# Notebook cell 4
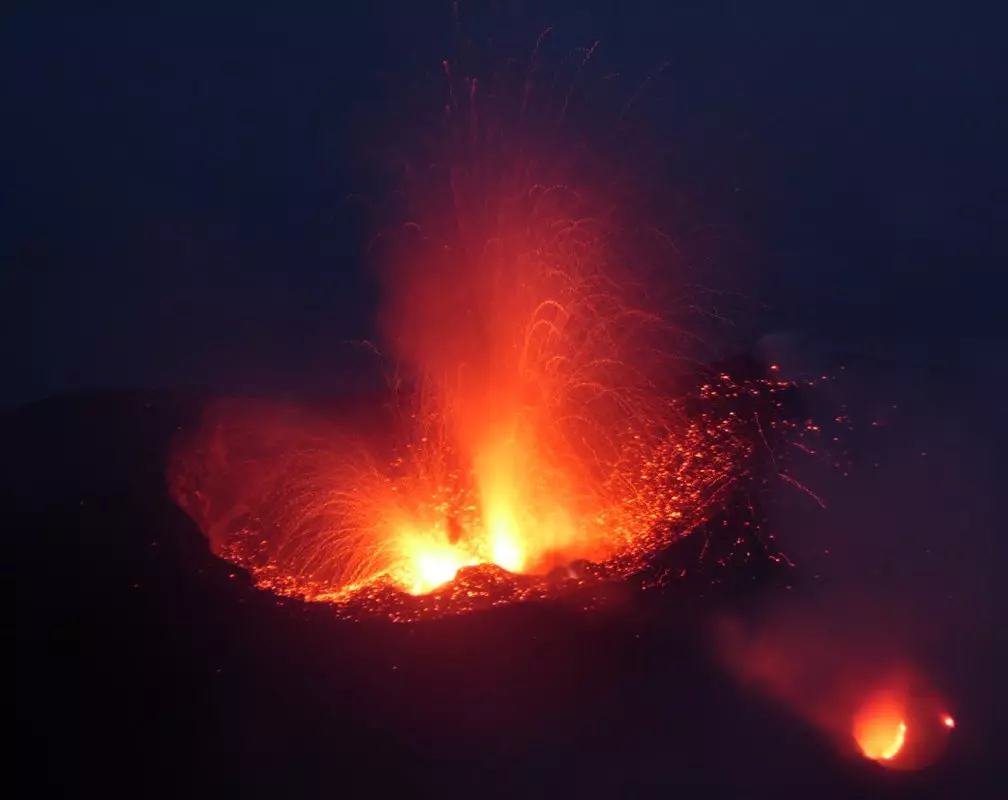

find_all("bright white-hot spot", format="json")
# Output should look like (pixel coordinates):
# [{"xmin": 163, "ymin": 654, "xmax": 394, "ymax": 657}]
[{"xmin": 854, "ymin": 697, "xmax": 908, "ymax": 762}]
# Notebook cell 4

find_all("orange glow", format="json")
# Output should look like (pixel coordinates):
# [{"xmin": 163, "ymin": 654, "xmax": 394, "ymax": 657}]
[
  {"xmin": 854, "ymin": 699, "xmax": 908, "ymax": 762},
  {"xmin": 941, "ymin": 714, "xmax": 955, "ymax": 729},
  {"xmin": 164, "ymin": 30, "xmax": 830, "ymax": 620},
  {"xmin": 167, "ymin": 361, "xmax": 801, "ymax": 618},
  {"xmin": 394, "ymin": 529, "xmax": 478, "ymax": 594}
]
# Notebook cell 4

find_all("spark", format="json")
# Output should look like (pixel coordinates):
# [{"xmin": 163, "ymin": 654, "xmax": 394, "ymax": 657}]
[{"xmin": 753, "ymin": 410, "xmax": 826, "ymax": 509}]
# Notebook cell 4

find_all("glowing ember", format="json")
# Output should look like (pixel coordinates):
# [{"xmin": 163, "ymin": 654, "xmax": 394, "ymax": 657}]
[
  {"xmin": 941, "ymin": 714, "xmax": 955, "ymax": 729},
  {"xmin": 854, "ymin": 700, "xmax": 908, "ymax": 762}
]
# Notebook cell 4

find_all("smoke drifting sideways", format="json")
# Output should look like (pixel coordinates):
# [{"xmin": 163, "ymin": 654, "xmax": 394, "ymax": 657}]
[{"xmin": 714, "ymin": 331, "xmax": 1001, "ymax": 770}]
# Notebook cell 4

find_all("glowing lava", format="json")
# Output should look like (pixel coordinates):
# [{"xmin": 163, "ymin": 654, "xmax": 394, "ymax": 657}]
[
  {"xmin": 854, "ymin": 698, "xmax": 908, "ymax": 762},
  {"xmin": 165, "ymin": 24, "xmax": 834, "ymax": 620},
  {"xmin": 168, "ymin": 362, "xmax": 819, "ymax": 618}
]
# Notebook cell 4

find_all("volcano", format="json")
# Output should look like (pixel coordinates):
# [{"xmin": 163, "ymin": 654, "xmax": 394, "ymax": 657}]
[{"xmin": 5, "ymin": 351, "xmax": 991, "ymax": 798}]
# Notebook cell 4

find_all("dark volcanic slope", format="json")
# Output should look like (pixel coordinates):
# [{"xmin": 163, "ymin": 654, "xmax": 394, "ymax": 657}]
[{"xmin": 5, "ymin": 390, "xmax": 990, "ymax": 798}]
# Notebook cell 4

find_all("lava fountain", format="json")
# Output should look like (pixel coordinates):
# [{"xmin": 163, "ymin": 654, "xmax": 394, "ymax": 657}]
[{"xmin": 168, "ymin": 25, "xmax": 820, "ymax": 619}]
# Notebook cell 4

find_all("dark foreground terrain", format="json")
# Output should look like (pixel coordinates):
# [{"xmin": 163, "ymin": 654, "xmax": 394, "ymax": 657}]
[{"xmin": 6, "ymin": 375, "xmax": 998, "ymax": 798}]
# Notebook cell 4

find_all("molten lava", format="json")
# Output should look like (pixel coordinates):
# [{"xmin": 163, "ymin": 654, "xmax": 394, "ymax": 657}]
[
  {"xmin": 853, "ymin": 696, "xmax": 907, "ymax": 762},
  {"xmin": 856, "ymin": 716, "xmax": 907, "ymax": 761},
  {"xmin": 395, "ymin": 528, "xmax": 478, "ymax": 594},
  {"xmin": 166, "ymin": 27, "xmax": 835, "ymax": 620},
  {"xmin": 170, "ymin": 365, "xmax": 817, "ymax": 619}
]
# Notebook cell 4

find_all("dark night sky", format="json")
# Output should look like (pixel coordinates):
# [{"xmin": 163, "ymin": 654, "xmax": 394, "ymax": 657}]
[{"xmin": 2, "ymin": 1, "xmax": 1005, "ymax": 406}]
